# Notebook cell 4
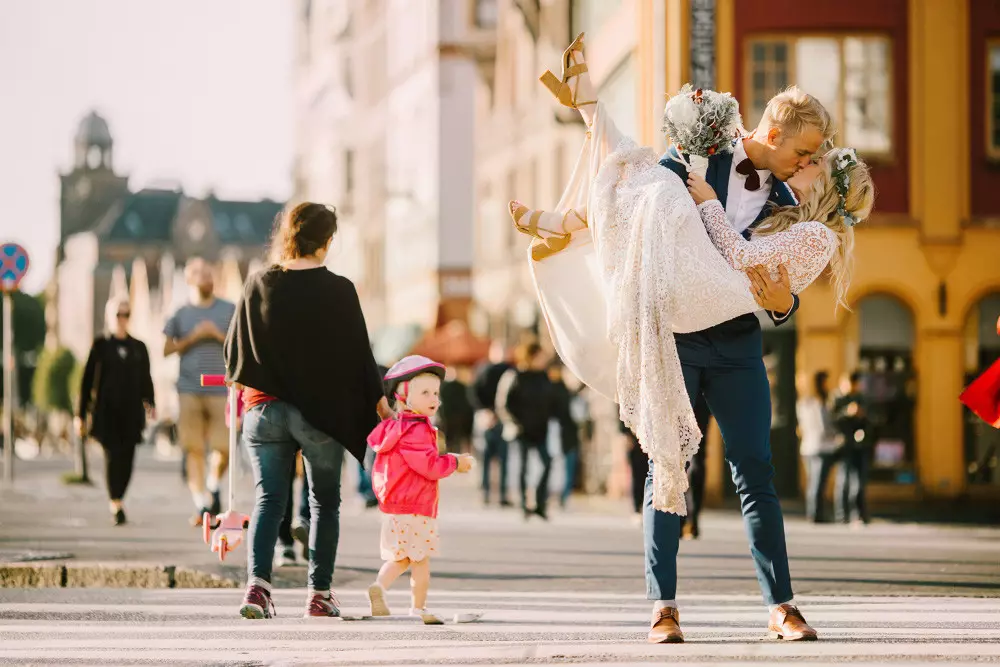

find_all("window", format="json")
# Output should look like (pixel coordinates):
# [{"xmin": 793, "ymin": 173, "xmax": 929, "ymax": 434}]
[
  {"xmin": 746, "ymin": 35, "xmax": 893, "ymax": 157},
  {"xmin": 345, "ymin": 150, "xmax": 355, "ymax": 195},
  {"xmin": 571, "ymin": 0, "xmax": 622, "ymax": 39},
  {"xmin": 475, "ymin": 0, "xmax": 497, "ymax": 28},
  {"xmin": 988, "ymin": 42, "xmax": 1000, "ymax": 158},
  {"xmin": 124, "ymin": 212, "xmax": 143, "ymax": 236},
  {"xmin": 599, "ymin": 56, "xmax": 638, "ymax": 142}
]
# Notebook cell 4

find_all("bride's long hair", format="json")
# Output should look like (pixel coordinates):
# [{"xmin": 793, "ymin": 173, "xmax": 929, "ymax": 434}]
[{"xmin": 754, "ymin": 151, "xmax": 875, "ymax": 310}]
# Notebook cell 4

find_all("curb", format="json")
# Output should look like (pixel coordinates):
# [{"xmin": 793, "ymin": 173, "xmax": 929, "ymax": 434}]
[{"xmin": 0, "ymin": 562, "xmax": 240, "ymax": 589}]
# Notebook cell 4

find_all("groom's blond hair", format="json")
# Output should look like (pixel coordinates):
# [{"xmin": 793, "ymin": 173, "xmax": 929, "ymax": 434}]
[{"xmin": 757, "ymin": 86, "xmax": 835, "ymax": 143}]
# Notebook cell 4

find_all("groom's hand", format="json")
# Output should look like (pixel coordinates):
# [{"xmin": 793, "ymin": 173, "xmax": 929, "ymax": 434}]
[{"xmin": 748, "ymin": 265, "xmax": 794, "ymax": 314}]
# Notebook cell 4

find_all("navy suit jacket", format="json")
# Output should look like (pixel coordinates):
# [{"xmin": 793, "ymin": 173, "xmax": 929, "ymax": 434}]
[{"xmin": 659, "ymin": 147, "xmax": 799, "ymax": 362}]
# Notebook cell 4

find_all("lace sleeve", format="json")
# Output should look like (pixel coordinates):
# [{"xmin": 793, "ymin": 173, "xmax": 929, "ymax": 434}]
[{"xmin": 697, "ymin": 200, "xmax": 837, "ymax": 293}]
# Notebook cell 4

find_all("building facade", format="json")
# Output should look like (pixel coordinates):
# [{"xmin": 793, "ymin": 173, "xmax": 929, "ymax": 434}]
[
  {"xmin": 52, "ymin": 112, "xmax": 282, "ymax": 421},
  {"xmin": 293, "ymin": 0, "xmax": 495, "ymax": 363}
]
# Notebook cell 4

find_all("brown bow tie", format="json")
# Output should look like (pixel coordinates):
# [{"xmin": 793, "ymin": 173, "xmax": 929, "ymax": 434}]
[{"xmin": 736, "ymin": 158, "xmax": 762, "ymax": 191}]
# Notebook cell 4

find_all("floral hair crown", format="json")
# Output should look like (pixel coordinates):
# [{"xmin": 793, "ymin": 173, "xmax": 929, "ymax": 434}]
[{"xmin": 830, "ymin": 147, "xmax": 859, "ymax": 227}]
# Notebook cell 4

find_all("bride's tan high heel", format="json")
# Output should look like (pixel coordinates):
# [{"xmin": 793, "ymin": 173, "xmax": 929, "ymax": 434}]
[
  {"xmin": 508, "ymin": 201, "xmax": 586, "ymax": 261},
  {"xmin": 539, "ymin": 32, "xmax": 596, "ymax": 110}
]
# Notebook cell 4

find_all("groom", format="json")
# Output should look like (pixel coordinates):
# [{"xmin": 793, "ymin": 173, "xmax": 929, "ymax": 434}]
[{"xmin": 646, "ymin": 87, "xmax": 834, "ymax": 643}]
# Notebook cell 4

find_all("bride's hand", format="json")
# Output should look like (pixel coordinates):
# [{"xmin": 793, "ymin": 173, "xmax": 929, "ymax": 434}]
[{"xmin": 687, "ymin": 173, "xmax": 718, "ymax": 205}]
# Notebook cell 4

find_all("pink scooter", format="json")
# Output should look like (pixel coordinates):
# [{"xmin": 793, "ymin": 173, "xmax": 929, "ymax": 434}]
[{"xmin": 199, "ymin": 375, "xmax": 250, "ymax": 561}]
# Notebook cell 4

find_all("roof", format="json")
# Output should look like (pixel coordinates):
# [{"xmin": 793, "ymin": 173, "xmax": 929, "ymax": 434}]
[
  {"xmin": 76, "ymin": 111, "xmax": 112, "ymax": 147},
  {"xmin": 208, "ymin": 198, "xmax": 283, "ymax": 245},
  {"xmin": 105, "ymin": 189, "xmax": 182, "ymax": 242}
]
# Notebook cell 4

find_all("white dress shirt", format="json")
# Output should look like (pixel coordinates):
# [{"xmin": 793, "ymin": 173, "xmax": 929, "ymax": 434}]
[{"xmin": 725, "ymin": 139, "xmax": 772, "ymax": 233}]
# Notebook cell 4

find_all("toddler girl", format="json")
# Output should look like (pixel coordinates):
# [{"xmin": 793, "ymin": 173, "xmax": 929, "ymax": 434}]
[{"xmin": 366, "ymin": 355, "xmax": 474, "ymax": 623}]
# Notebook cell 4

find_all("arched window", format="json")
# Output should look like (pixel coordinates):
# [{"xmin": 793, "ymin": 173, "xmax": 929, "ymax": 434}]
[
  {"xmin": 87, "ymin": 146, "xmax": 102, "ymax": 170},
  {"xmin": 855, "ymin": 294, "xmax": 917, "ymax": 484}
]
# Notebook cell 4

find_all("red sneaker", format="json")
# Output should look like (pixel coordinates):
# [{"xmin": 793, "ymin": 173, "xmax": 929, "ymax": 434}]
[
  {"xmin": 305, "ymin": 591, "xmax": 341, "ymax": 618},
  {"xmin": 239, "ymin": 584, "xmax": 275, "ymax": 619}
]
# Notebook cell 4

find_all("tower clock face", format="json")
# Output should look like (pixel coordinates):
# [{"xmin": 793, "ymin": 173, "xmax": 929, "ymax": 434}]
[{"xmin": 75, "ymin": 177, "xmax": 91, "ymax": 198}]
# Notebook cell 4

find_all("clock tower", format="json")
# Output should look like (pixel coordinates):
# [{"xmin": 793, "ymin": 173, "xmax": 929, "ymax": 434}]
[{"xmin": 58, "ymin": 111, "xmax": 129, "ymax": 254}]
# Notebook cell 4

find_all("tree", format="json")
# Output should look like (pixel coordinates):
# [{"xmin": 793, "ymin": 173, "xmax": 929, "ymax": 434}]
[
  {"xmin": 0, "ymin": 291, "xmax": 46, "ymax": 404},
  {"xmin": 32, "ymin": 347, "xmax": 77, "ymax": 413}
]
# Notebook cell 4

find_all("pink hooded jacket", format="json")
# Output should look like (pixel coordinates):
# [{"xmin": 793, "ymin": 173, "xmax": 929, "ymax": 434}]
[{"xmin": 368, "ymin": 412, "xmax": 458, "ymax": 518}]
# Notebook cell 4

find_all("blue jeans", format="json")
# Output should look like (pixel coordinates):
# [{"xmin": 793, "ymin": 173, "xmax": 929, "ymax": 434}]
[
  {"xmin": 357, "ymin": 447, "xmax": 376, "ymax": 502},
  {"xmin": 481, "ymin": 422, "xmax": 510, "ymax": 502},
  {"xmin": 835, "ymin": 445, "xmax": 869, "ymax": 523},
  {"xmin": 561, "ymin": 450, "xmax": 579, "ymax": 505},
  {"xmin": 277, "ymin": 468, "xmax": 311, "ymax": 547},
  {"xmin": 243, "ymin": 401, "xmax": 345, "ymax": 591},
  {"xmin": 644, "ymin": 360, "xmax": 793, "ymax": 606},
  {"xmin": 804, "ymin": 453, "xmax": 838, "ymax": 522},
  {"xmin": 519, "ymin": 439, "xmax": 553, "ymax": 513}
]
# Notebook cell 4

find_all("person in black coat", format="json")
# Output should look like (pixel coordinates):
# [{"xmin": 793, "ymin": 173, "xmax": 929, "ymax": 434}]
[
  {"xmin": 497, "ymin": 342, "xmax": 558, "ymax": 520},
  {"xmin": 472, "ymin": 343, "xmax": 513, "ymax": 506},
  {"xmin": 76, "ymin": 297, "xmax": 155, "ymax": 526}
]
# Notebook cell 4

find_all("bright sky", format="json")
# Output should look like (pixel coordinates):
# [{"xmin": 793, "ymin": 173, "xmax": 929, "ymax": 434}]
[{"xmin": 0, "ymin": 0, "xmax": 294, "ymax": 293}]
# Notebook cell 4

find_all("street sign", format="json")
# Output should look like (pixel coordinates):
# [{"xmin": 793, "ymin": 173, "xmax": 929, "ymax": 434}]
[
  {"xmin": 0, "ymin": 242, "xmax": 26, "ymax": 486},
  {"xmin": 0, "ymin": 243, "xmax": 29, "ymax": 292}
]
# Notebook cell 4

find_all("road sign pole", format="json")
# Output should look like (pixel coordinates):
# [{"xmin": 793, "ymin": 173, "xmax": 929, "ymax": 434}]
[{"xmin": 3, "ymin": 290, "xmax": 13, "ymax": 487}]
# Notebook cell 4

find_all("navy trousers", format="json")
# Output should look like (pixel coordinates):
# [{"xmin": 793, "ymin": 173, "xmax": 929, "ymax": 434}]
[{"xmin": 643, "ymin": 355, "xmax": 794, "ymax": 606}]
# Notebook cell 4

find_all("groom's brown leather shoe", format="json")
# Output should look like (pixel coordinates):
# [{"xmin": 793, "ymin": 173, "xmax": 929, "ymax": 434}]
[
  {"xmin": 647, "ymin": 606, "xmax": 684, "ymax": 643},
  {"xmin": 767, "ymin": 604, "xmax": 818, "ymax": 641}
]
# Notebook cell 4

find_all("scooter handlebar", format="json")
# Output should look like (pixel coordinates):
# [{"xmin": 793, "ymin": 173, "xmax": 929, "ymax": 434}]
[{"xmin": 200, "ymin": 374, "xmax": 227, "ymax": 387}]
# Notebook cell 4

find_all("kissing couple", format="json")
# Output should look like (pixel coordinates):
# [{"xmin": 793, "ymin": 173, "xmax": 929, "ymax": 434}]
[{"xmin": 508, "ymin": 33, "xmax": 875, "ymax": 643}]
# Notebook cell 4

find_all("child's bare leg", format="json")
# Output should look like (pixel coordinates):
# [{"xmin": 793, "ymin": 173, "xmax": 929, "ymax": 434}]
[
  {"xmin": 376, "ymin": 558, "xmax": 410, "ymax": 590},
  {"xmin": 368, "ymin": 558, "xmax": 409, "ymax": 617},
  {"xmin": 409, "ymin": 558, "xmax": 431, "ymax": 610}
]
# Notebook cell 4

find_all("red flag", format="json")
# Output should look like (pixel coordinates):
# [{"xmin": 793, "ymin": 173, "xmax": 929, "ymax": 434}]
[{"xmin": 960, "ymin": 357, "xmax": 1000, "ymax": 428}]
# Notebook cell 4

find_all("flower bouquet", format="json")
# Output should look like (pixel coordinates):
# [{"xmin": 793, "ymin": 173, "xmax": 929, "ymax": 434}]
[{"xmin": 662, "ymin": 84, "xmax": 742, "ymax": 178}]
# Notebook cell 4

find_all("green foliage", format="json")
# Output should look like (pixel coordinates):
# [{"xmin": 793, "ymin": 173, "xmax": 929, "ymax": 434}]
[{"xmin": 32, "ymin": 347, "xmax": 77, "ymax": 413}]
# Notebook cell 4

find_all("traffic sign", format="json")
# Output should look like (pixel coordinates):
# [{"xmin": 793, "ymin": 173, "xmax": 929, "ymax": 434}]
[{"xmin": 0, "ymin": 243, "xmax": 29, "ymax": 292}]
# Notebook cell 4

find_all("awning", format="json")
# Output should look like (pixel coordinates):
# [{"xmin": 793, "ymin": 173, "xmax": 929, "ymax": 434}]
[{"xmin": 409, "ymin": 320, "xmax": 490, "ymax": 367}]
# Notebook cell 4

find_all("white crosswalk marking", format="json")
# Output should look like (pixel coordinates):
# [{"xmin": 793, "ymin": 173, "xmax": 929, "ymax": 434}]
[{"xmin": 1, "ymin": 590, "xmax": 998, "ymax": 665}]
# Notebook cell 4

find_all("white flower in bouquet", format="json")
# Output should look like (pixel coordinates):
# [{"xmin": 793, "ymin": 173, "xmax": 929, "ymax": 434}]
[
  {"xmin": 662, "ymin": 84, "xmax": 742, "ymax": 165},
  {"xmin": 665, "ymin": 94, "xmax": 699, "ymax": 128}
]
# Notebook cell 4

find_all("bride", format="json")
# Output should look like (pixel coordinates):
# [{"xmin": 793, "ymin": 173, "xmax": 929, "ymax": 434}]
[{"xmin": 511, "ymin": 34, "xmax": 876, "ymax": 515}]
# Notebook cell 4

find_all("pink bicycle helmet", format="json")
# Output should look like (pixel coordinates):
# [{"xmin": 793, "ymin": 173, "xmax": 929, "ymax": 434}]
[{"xmin": 384, "ymin": 355, "xmax": 446, "ymax": 404}]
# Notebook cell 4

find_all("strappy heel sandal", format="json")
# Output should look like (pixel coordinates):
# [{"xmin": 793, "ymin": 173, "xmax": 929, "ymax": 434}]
[
  {"xmin": 539, "ymin": 32, "xmax": 596, "ymax": 110},
  {"xmin": 508, "ymin": 201, "xmax": 586, "ymax": 261}
]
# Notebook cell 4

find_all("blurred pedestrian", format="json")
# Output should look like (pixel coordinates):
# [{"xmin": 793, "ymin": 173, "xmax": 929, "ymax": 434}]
[
  {"xmin": 472, "ymin": 341, "xmax": 513, "ymax": 506},
  {"xmin": 623, "ymin": 420, "xmax": 647, "ymax": 523},
  {"xmin": 438, "ymin": 367, "xmax": 475, "ymax": 455},
  {"xmin": 548, "ymin": 363, "xmax": 580, "ymax": 509},
  {"xmin": 163, "ymin": 257, "xmax": 236, "ymax": 526},
  {"xmin": 76, "ymin": 296, "xmax": 155, "ymax": 526},
  {"xmin": 833, "ymin": 371, "xmax": 871, "ymax": 525},
  {"xmin": 796, "ymin": 371, "xmax": 841, "ymax": 523},
  {"xmin": 497, "ymin": 341, "xmax": 558, "ymax": 520},
  {"xmin": 680, "ymin": 394, "xmax": 710, "ymax": 539}
]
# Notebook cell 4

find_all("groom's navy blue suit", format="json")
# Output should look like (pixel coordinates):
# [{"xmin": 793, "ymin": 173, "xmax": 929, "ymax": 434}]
[{"xmin": 643, "ymin": 147, "xmax": 798, "ymax": 606}]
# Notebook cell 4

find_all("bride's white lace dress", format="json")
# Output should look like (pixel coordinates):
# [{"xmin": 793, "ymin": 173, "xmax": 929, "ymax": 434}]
[{"xmin": 531, "ymin": 102, "xmax": 837, "ymax": 515}]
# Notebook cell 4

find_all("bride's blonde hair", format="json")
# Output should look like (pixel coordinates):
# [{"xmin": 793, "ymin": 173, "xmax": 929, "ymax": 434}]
[{"xmin": 754, "ymin": 150, "xmax": 875, "ymax": 310}]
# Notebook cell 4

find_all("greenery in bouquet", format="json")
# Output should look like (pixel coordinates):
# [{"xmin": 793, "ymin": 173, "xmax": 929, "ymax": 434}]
[{"xmin": 662, "ymin": 84, "xmax": 741, "ymax": 158}]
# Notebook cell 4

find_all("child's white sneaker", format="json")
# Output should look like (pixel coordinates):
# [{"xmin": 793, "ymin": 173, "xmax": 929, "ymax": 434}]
[
  {"xmin": 367, "ymin": 583, "xmax": 391, "ymax": 617},
  {"xmin": 411, "ymin": 607, "xmax": 445, "ymax": 625}
]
